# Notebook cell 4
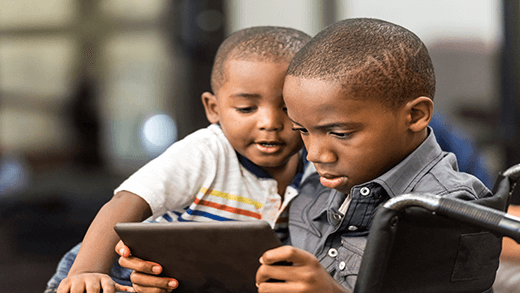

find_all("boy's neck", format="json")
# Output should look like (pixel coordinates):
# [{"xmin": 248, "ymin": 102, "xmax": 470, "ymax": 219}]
[
  {"xmin": 408, "ymin": 128, "xmax": 429, "ymax": 155},
  {"xmin": 264, "ymin": 153, "xmax": 300, "ymax": 202}
]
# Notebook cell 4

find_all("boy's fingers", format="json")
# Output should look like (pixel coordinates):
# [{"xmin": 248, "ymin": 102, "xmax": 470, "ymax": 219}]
[
  {"xmin": 256, "ymin": 263, "xmax": 293, "ymax": 284},
  {"xmin": 56, "ymin": 280, "xmax": 71, "ymax": 293},
  {"xmin": 130, "ymin": 271, "xmax": 178, "ymax": 291},
  {"xmin": 115, "ymin": 240, "xmax": 131, "ymax": 257},
  {"xmin": 131, "ymin": 284, "xmax": 174, "ymax": 293},
  {"xmin": 85, "ymin": 285, "xmax": 102, "ymax": 293},
  {"xmin": 114, "ymin": 283, "xmax": 135, "ymax": 292},
  {"xmin": 260, "ymin": 246, "xmax": 293, "ymax": 265},
  {"xmin": 85, "ymin": 279, "xmax": 106, "ymax": 293},
  {"xmin": 118, "ymin": 256, "xmax": 163, "ymax": 275},
  {"xmin": 260, "ymin": 245, "xmax": 311, "ymax": 265},
  {"xmin": 257, "ymin": 281, "xmax": 305, "ymax": 293},
  {"xmin": 69, "ymin": 283, "xmax": 86, "ymax": 293}
]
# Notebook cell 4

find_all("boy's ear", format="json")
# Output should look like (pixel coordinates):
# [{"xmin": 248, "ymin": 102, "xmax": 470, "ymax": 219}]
[
  {"xmin": 405, "ymin": 96, "xmax": 433, "ymax": 132},
  {"xmin": 201, "ymin": 92, "xmax": 220, "ymax": 124}
]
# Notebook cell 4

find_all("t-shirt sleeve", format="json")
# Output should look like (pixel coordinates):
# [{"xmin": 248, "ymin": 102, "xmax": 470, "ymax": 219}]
[{"xmin": 115, "ymin": 131, "xmax": 219, "ymax": 218}]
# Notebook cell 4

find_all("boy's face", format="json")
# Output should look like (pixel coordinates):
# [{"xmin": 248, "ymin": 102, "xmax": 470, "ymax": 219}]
[
  {"xmin": 284, "ymin": 76, "xmax": 413, "ymax": 194},
  {"xmin": 206, "ymin": 60, "xmax": 303, "ymax": 170}
]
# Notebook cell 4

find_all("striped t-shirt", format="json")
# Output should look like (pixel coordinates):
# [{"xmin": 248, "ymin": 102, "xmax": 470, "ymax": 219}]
[{"xmin": 115, "ymin": 124, "xmax": 310, "ymax": 240}]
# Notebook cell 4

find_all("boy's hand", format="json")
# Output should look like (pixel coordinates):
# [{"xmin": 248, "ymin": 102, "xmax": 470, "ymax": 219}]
[
  {"xmin": 256, "ymin": 246, "xmax": 350, "ymax": 293},
  {"xmin": 57, "ymin": 273, "xmax": 133, "ymax": 293},
  {"xmin": 116, "ymin": 240, "xmax": 179, "ymax": 293}
]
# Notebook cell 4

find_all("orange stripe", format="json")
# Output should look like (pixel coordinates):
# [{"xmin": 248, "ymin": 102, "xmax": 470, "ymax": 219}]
[
  {"xmin": 200, "ymin": 187, "xmax": 263, "ymax": 209},
  {"xmin": 193, "ymin": 198, "xmax": 262, "ymax": 219}
]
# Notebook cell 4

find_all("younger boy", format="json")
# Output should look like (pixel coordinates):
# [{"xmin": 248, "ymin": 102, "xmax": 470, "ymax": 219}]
[
  {"xmin": 50, "ymin": 26, "xmax": 311, "ymax": 293},
  {"xmin": 254, "ymin": 18, "xmax": 492, "ymax": 292}
]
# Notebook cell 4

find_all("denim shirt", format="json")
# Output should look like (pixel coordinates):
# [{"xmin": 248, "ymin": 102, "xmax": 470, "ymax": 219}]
[{"xmin": 287, "ymin": 128, "xmax": 492, "ymax": 290}]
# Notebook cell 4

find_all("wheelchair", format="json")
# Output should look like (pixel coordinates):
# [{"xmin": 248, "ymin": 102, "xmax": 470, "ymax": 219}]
[{"xmin": 354, "ymin": 163, "xmax": 520, "ymax": 293}]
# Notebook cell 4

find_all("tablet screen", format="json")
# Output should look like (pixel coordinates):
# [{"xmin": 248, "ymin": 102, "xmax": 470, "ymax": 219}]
[{"xmin": 114, "ymin": 220, "xmax": 282, "ymax": 292}]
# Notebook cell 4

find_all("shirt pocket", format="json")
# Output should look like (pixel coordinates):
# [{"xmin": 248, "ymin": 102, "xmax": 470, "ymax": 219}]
[{"xmin": 333, "ymin": 236, "xmax": 367, "ymax": 290}]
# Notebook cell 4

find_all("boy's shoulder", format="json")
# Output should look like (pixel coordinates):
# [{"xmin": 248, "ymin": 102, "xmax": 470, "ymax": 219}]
[
  {"xmin": 413, "ymin": 152, "xmax": 491, "ymax": 200},
  {"xmin": 179, "ymin": 124, "xmax": 230, "ymax": 149},
  {"xmin": 377, "ymin": 128, "xmax": 491, "ymax": 200},
  {"xmin": 185, "ymin": 123, "xmax": 224, "ymax": 139},
  {"xmin": 156, "ymin": 124, "xmax": 235, "ymax": 164}
]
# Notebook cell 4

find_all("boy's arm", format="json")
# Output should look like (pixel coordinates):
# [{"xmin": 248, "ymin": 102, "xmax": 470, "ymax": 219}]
[
  {"xmin": 255, "ymin": 246, "xmax": 350, "ymax": 293},
  {"xmin": 57, "ymin": 191, "xmax": 152, "ymax": 293}
]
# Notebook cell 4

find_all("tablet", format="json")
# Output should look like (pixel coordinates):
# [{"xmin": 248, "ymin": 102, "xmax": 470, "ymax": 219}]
[{"xmin": 114, "ymin": 220, "xmax": 282, "ymax": 292}]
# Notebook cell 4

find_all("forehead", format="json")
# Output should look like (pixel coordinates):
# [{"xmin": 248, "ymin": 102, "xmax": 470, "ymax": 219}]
[
  {"xmin": 283, "ymin": 76, "xmax": 388, "ymax": 124},
  {"xmin": 283, "ymin": 76, "xmax": 345, "ymax": 113},
  {"xmin": 223, "ymin": 57, "xmax": 288, "ymax": 73},
  {"xmin": 218, "ymin": 59, "xmax": 289, "ymax": 95}
]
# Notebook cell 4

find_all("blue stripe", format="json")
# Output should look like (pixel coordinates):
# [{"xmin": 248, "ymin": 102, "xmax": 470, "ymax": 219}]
[
  {"xmin": 184, "ymin": 208, "xmax": 236, "ymax": 221},
  {"xmin": 171, "ymin": 210, "xmax": 183, "ymax": 217},
  {"xmin": 162, "ymin": 213, "xmax": 173, "ymax": 222}
]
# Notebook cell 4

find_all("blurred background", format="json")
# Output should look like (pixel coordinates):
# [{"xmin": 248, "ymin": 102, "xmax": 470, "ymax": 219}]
[{"xmin": 1, "ymin": 0, "xmax": 519, "ymax": 291}]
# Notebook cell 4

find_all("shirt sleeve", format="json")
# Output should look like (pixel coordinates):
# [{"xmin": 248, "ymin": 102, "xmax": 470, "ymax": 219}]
[{"xmin": 115, "ymin": 130, "xmax": 220, "ymax": 218}]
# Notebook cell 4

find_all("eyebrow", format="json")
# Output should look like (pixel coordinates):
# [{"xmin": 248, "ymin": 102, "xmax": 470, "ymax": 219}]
[
  {"xmin": 289, "ymin": 118, "xmax": 361, "ymax": 130},
  {"xmin": 229, "ymin": 93, "xmax": 261, "ymax": 99}
]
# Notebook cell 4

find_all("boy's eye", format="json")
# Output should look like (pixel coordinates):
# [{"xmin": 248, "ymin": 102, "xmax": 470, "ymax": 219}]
[
  {"xmin": 292, "ymin": 127, "xmax": 308, "ymax": 135},
  {"xmin": 330, "ymin": 131, "xmax": 353, "ymax": 139},
  {"xmin": 235, "ymin": 106, "xmax": 256, "ymax": 113}
]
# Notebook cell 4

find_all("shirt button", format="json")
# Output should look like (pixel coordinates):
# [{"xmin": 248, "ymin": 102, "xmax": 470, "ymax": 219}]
[
  {"xmin": 360, "ymin": 187, "xmax": 370, "ymax": 196},
  {"xmin": 339, "ymin": 261, "xmax": 346, "ymax": 270},
  {"xmin": 332, "ymin": 213, "xmax": 342, "ymax": 221},
  {"xmin": 328, "ymin": 248, "xmax": 338, "ymax": 258},
  {"xmin": 348, "ymin": 225, "xmax": 358, "ymax": 231}
]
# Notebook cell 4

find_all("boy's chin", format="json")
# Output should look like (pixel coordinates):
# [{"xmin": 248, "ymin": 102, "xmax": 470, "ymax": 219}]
[
  {"xmin": 253, "ymin": 157, "xmax": 293, "ymax": 170},
  {"xmin": 255, "ymin": 160, "xmax": 287, "ymax": 169}
]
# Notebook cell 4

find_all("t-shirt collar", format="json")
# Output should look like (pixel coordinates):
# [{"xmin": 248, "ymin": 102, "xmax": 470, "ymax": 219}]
[{"xmin": 236, "ymin": 148, "xmax": 309, "ymax": 189}]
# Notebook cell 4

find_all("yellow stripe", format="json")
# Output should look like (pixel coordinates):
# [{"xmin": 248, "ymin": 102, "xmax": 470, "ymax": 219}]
[{"xmin": 200, "ymin": 187, "xmax": 263, "ymax": 209}]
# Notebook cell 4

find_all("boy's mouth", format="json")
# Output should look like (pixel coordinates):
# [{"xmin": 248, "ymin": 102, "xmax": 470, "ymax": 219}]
[
  {"xmin": 256, "ymin": 142, "xmax": 282, "ymax": 153},
  {"xmin": 319, "ymin": 175, "xmax": 346, "ymax": 189}
]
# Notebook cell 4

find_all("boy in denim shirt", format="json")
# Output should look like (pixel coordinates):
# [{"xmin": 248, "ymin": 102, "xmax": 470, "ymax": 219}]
[{"xmin": 255, "ymin": 18, "xmax": 491, "ymax": 293}]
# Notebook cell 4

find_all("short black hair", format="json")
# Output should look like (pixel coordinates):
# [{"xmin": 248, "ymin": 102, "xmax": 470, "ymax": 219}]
[
  {"xmin": 287, "ymin": 18, "xmax": 435, "ymax": 109},
  {"xmin": 211, "ymin": 26, "xmax": 311, "ymax": 93}
]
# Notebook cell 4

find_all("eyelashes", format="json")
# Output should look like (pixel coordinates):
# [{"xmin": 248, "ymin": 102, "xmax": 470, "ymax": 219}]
[
  {"xmin": 291, "ymin": 127, "xmax": 354, "ymax": 139},
  {"xmin": 235, "ymin": 107, "xmax": 256, "ymax": 113},
  {"xmin": 292, "ymin": 128, "xmax": 308, "ymax": 136}
]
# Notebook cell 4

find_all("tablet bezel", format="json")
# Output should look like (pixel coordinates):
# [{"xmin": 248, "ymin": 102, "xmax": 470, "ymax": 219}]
[{"xmin": 114, "ymin": 220, "xmax": 282, "ymax": 292}]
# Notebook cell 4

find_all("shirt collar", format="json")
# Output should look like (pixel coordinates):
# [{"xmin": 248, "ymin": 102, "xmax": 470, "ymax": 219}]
[
  {"xmin": 236, "ymin": 148, "xmax": 309, "ymax": 189},
  {"xmin": 237, "ymin": 152, "xmax": 271, "ymax": 179}
]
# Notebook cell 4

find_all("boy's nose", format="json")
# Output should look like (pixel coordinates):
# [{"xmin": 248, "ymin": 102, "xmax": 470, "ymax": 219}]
[
  {"xmin": 258, "ymin": 109, "xmax": 284, "ymax": 131},
  {"xmin": 305, "ymin": 137, "xmax": 336, "ymax": 164}
]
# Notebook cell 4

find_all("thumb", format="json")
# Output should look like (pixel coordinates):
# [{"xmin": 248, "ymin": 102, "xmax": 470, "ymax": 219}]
[{"xmin": 114, "ymin": 283, "xmax": 135, "ymax": 292}]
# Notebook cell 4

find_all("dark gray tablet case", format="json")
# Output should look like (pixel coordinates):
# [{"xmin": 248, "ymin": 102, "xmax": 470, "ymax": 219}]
[{"xmin": 114, "ymin": 220, "xmax": 282, "ymax": 293}]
